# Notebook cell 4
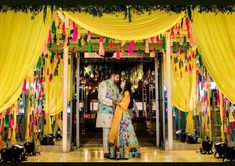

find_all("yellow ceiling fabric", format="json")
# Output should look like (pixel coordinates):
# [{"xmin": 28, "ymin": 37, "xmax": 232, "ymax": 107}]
[
  {"xmin": 63, "ymin": 11, "xmax": 185, "ymax": 41},
  {"xmin": 192, "ymin": 11, "xmax": 235, "ymax": 104},
  {"xmin": 0, "ymin": 10, "xmax": 53, "ymax": 112},
  {"xmin": 164, "ymin": 50, "xmax": 197, "ymax": 134}
]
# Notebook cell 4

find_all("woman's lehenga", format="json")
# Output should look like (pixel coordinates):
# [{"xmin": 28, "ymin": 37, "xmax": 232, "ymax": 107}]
[{"xmin": 108, "ymin": 91, "xmax": 141, "ymax": 159}]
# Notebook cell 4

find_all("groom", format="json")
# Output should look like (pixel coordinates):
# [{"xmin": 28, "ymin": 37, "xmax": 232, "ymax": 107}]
[{"xmin": 96, "ymin": 70, "xmax": 120, "ymax": 158}]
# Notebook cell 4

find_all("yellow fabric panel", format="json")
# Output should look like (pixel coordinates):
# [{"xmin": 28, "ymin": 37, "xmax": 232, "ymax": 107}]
[
  {"xmin": 192, "ymin": 11, "xmax": 235, "ymax": 104},
  {"xmin": 164, "ymin": 49, "xmax": 197, "ymax": 134},
  {"xmin": 0, "ymin": 10, "xmax": 53, "ymax": 112},
  {"xmin": 64, "ymin": 11, "xmax": 185, "ymax": 41}
]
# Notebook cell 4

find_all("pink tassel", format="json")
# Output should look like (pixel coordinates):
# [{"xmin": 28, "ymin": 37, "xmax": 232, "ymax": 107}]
[
  {"xmin": 48, "ymin": 30, "xmax": 52, "ymax": 43},
  {"xmin": 116, "ymin": 47, "xmax": 121, "ymax": 60},
  {"xmin": 62, "ymin": 22, "xmax": 66, "ymax": 35},
  {"xmin": 99, "ymin": 36, "xmax": 103, "ymax": 43},
  {"xmin": 128, "ymin": 40, "xmax": 134, "ymax": 55},
  {"xmin": 88, "ymin": 31, "xmax": 91, "ymax": 40},
  {"xmin": 72, "ymin": 22, "xmax": 78, "ymax": 41},
  {"xmin": 22, "ymin": 79, "xmax": 27, "ymax": 94},
  {"xmin": 99, "ymin": 42, "xmax": 105, "ymax": 56},
  {"xmin": 145, "ymin": 40, "xmax": 149, "ymax": 54}
]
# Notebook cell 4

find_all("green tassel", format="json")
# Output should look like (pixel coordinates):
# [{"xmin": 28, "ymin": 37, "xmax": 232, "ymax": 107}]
[
  {"xmin": 142, "ymin": 39, "xmax": 145, "ymax": 45},
  {"xmin": 162, "ymin": 36, "xmax": 166, "ymax": 51},
  {"xmin": 52, "ymin": 21, "xmax": 56, "ymax": 34},
  {"xmin": 78, "ymin": 39, "xmax": 82, "ymax": 48},
  {"xmin": 53, "ymin": 34, "xmax": 57, "ymax": 44},
  {"xmin": 37, "ymin": 57, "xmax": 41, "ymax": 70},
  {"xmin": 84, "ymin": 34, "xmax": 88, "ymax": 43},
  {"xmin": 160, "ymin": 34, "xmax": 163, "ymax": 39},
  {"xmin": 88, "ymin": 41, "xmax": 92, "ymax": 53},
  {"xmin": 105, "ymin": 37, "xmax": 110, "ymax": 44},
  {"xmin": 42, "ymin": 94, "xmax": 45, "ymax": 101},
  {"xmin": 183, "ymin": 36, "xmax": 187, "ymax": 46}
]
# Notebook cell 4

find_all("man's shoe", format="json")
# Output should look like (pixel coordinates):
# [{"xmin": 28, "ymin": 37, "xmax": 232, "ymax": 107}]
[{"xmin": 104, "ymin": 153, "xmax": 110, "ymax": 158}]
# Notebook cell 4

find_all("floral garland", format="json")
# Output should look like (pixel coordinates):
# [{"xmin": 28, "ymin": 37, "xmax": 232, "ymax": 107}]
[{"xmin": 1, "ymin": 5, "xmax": 235, "ymax": 22}]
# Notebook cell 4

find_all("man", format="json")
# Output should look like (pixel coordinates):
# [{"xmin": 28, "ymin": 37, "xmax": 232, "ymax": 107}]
[{"xmin": 96, "ymin": 71, "xmax": 120, "ymax": 158}]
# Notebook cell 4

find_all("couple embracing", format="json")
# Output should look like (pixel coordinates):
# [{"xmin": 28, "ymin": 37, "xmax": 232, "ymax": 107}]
[{"xmin": 96, "ymin": 70, "xmax": 141, "ymax": 160}]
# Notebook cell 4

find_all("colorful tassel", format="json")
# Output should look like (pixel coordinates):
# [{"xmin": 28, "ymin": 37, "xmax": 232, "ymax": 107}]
[
  {"xmin": 162, "ymin": 36, "xmax": 166, "ymax": 51},
  {"xmin": 99, "ymin": 42, "xmax": 105, "ymax": 56},
  {"xmin": 78, "ymin": 39, "xmax": 82, "ymax": 48},
  {"xmin": 116, "ymin": 47, "xmax": 121, "ymax": 60},
  {"xmin": 62, "ymin": 22, "xmax": 66, "ymax": 35},
  {"xmin": 109, "ymin": 40, "xmax": 114, "ymax": 48},
  {"xmin": 128, "ymin": 40, "xmax": 134, "ymax": 55},
  {"xmin": 145, "ymin": 40, "xmax": 149, "ymax": 54},
  {"xmin": 22, "ymin": 79, "xmax": 27, "ymax": 94},
  {"xmin": 72, "ymin": 22, "xmax": 78, "ymax": 41},
  {"xmin": 52, "ymin": 21, "xmax": 56, "ymax": 34},
  {"xmin": 48, "ymin": 30, "xmax": 52, "ymax": 43},
  {"xmin": 88, "ymin": 41, "xmax": 92, "ymax": 53},
  {"xmin": 87, "ymin": 31, "xmax": 91, "ymax": 41}
]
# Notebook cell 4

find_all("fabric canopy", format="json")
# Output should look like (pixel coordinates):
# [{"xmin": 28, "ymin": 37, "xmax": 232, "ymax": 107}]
[
  {"xmin": 0, "ymin": 10, "xmax": 52, "ymax": 112},
  {"xmin": 63, "ymin": 10, "xmax": 185, "ymax": 41},
  {"xmin": 192, "ymin": 11, "xmax": 235, "ymax": 104}
]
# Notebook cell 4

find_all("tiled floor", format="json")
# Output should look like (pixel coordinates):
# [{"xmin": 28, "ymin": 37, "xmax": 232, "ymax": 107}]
[{"xmin": 25, "ymin": 147, "xmax": 221, "ymax": 162}]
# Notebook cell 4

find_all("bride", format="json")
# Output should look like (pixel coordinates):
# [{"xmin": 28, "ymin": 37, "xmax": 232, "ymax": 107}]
[{"xmin": 108, "ymin": 80, "xmax": 141, "ymax": 159}]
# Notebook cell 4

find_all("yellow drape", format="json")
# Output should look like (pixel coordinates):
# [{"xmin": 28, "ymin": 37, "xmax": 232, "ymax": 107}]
[
  {"xmin": 192, "ymin": 11, "xmax": 235, "ymax": 104},
  {"xmin": 64, "ymin": 11, "xmax": 184, "ymax": 41},
  {"xmin": 108, "ymin": 91, "xmax": 130, "ymax": 144},
  {"xmin": 0, "ymin": 10, "xmax": 53, "ymax": 112},
  {"xmin": 44, "ymin": 53, "xmax": 64, "ymax": 134},
  {"xmin": 164, "ymin": 50, "xmax": 197, "ymax": 134}
]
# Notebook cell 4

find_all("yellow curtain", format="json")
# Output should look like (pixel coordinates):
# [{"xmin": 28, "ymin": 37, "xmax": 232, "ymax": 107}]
[
  {"xmin": 0, "ymin": 10, "xmax": 53, "ymax": 113},
  {"xmin": 43, "ymin": 53, "xmax": 64, "ymax": 134},
  {"xmin": 164, "ymin": 49, "xmax": 197, "ymax": 134},
  {"xmin": 63, "ymin": 11, "xmax": 185, "ymax": 41},
  {"xmin": 192, "ymin": 11, "xmax": 235, "ymax": 104}
]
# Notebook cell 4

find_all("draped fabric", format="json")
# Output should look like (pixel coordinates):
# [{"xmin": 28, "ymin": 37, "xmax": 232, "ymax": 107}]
[
  {"xmin": 192, "ymin": 11, "xmax": 235, "ymax": 104},
  {"xmin": 0, "ymin": 10, "xmax": 53, "ymax": 112},
  {"xmin": 164, "ymin": 50, "xmax": 197, "ymax": 134},
  {"xmin": 63, "ymin": 11, "xmax": 185, "ymax": 41}
]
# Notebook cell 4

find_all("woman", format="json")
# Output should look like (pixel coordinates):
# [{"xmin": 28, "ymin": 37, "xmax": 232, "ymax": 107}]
[{"xmin": 108, "ymin": 80, "xmax": 141, "ymax": 159}]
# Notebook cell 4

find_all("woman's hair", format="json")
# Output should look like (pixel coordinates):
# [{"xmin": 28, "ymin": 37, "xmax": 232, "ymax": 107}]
[{"xmin": 123, "ymin": 80, "xmax": 134, "ymax": 109}]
